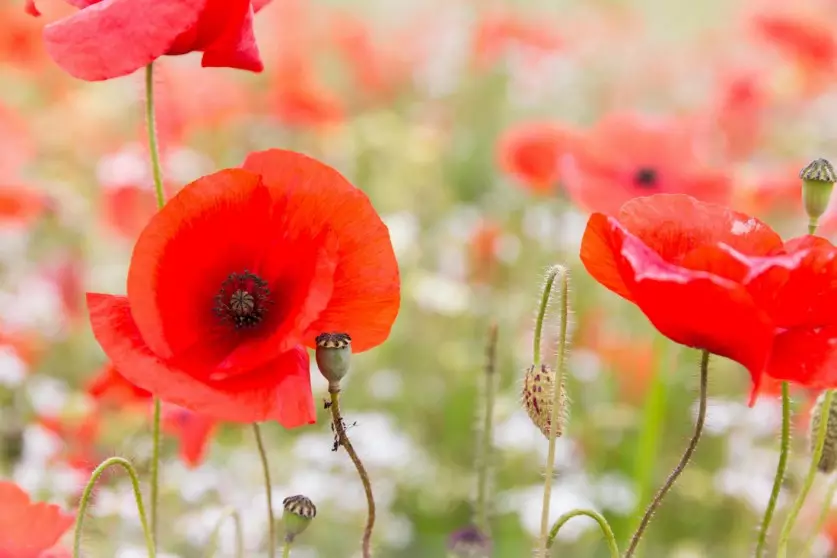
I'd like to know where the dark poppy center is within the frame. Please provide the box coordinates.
[213,270,273,329]
[633,167,659,189]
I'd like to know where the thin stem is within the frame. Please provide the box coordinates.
[329,383,376,558]
[546,509,619,558]
[150,397,161,547]
[207,507,244,558]
[475,322,499,533]
[809,221,819,235]
[253,423,276,558]
[536,269,570,558]
[73,457,155,558]
[777,389,836,557]
[802,473,837,556]
[754,381,791,557]
[533,266,561,366]
[623,349,710,558]
[282,541,292,558]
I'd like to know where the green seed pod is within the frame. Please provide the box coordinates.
[810,392,837,474]
[522,364,567,439]
[282,494,317,542]
[800,158,836,224]
[315,333,352,385]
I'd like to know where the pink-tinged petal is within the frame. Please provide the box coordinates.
[25,0,41,16]
[66,0,103,7]
[252,0,272,12]
[43,0,209,81]
[202,5,264,72]
[87,293,316,426]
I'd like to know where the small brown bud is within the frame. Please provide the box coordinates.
[282,494,317,542]
[522,364,567,439]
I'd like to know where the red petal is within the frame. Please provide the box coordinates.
[162,408,216,468]
[0,482,74,558]
[243,149,400,352]
[765,325,837,389]
[43,0,208,81]
[24,0,41,17]
[201,5,264,72]
[580,212,634,301]
[253,0,272,12]
[87,293,316,425]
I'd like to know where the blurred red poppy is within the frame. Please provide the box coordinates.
[562,113,731,214]
[472,9,563,70]
[497,121,576,194]
[712,69,770,161]
[162,406,217,468]
[39,414,101,475]
[581,194,837,400]
[0,481,73,558]
[30,0,272,81]
[87,149,400,424]
[87,363,151,407]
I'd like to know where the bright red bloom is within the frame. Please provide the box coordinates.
[562,113,731,215]
[162,406,217,468]
[87,362,151,407]
[30,0,272,81]
[581,194,837,400]
[497,122,576,194]
[87,149,400,424]
[0,481,73,558]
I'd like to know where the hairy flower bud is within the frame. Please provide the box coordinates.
[282,494,317,542]
[315,333,352,385]
[447,525,492,558]
[800,158,836,224]
[522,363,567,439]
[810,392,837,473]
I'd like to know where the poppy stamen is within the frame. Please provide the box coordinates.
[214,270,272,329]
[634,167,659,189]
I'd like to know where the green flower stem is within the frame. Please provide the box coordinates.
[546,509,619,558]
[778,389,836,557]
[282,541,292,558]
[623,350,710,558]
[754,381,791,557]
[253,423,277,558]
[475,323,498,533]
[73,457,155,558]
[208,507,244,558]
[803,473,837,555]
[536,268,569,558]
[144,61,166,549]
[532,266,561,366]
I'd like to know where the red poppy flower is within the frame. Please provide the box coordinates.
[87,363,151,407]
[472,9,563,70]
[562,113,731,215]
[497,121,576,194]
[752,11,837,76]
[0,481,74,558]
[30,0,273,81]
[581,194,837,400]
[39,413,101,475]
[87,149,400,425]
[162,406,217,468]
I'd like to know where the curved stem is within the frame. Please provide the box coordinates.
[536,269,569,558]
[546,509,619,558]
[475,323,498,533]
[253,423,276,558]
[207,507,244,558]
[754,381,791,557]
[623,349,710,558]
[73,457,155,558]
[778,389,835,557]
[329,383,376,558]
[533,266,561,366]
[802,473,837,556]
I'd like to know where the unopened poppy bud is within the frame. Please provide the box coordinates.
[810,392,837,473]
[447,525,492,558]
[522,364,567,439]
[800,158,836,224]
[282,495,317,542]
[315,333,352,385]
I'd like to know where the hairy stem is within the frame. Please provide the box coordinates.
[536,269,569,558]
[754,381,791,557]
[329,383,376,557]
[546,509,619,558]
[533,266,561,366]
[475,322,499,533]
[623,349,710,557]
[253,423,276,557]
[73,457,154,558]
[803,473,837,556]
[207,507,244,558]
[778,389,836,557]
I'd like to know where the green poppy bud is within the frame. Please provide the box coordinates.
[800,158,836,228]
[315,333,352,385]
[522,363,567,439]
[810,392,837,474]
[282,494,317,543]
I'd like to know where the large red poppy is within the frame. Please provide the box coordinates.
[581,194,837,399]
[562,113,731,215]
[29,0,272,81]
[87,149,400,425]
[0,481,74,558]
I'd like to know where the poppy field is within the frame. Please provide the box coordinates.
[7,0,837,556]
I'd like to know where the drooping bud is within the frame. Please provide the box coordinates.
[315,333,352,385]
[810,392,837,474]
[447,525,492,558]
[800,158,836,228]
[522,363,567,439]
[282,495,317,542]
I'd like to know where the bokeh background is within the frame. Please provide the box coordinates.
[4,0,837,556]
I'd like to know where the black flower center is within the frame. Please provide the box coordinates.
[633,167,659,189]
[214,270,272,329]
